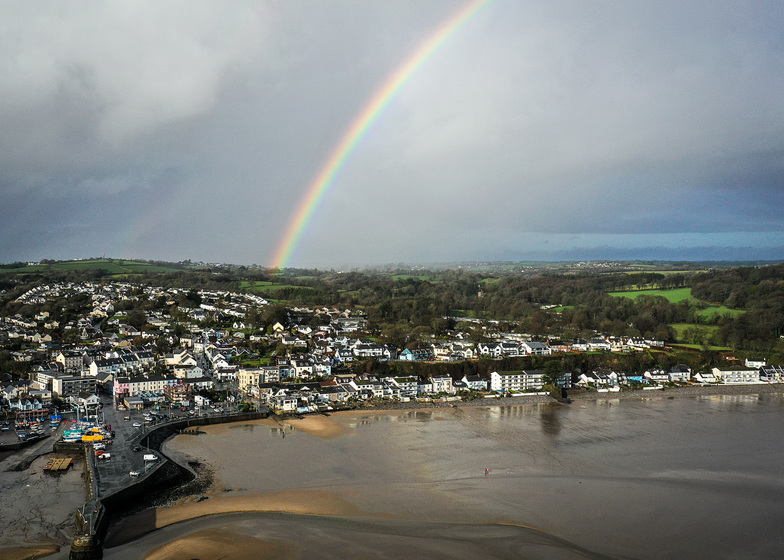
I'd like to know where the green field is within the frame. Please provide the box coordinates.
[671,343,733,351]
[239,280,273,289]
[391,274,437,282]
[622,268,706,275]
[670,323,719,339]
[240,280,314,295]
[611,288,745,321]
[695,306,745,319]
[608,287,694,303]
[0,259,181,275]
[451,309,476,318]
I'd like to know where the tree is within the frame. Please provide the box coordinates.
[126,309,147,331]
[542,360,565,399]
[542,360,563,386]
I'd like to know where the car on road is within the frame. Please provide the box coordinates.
[129,470,140,477]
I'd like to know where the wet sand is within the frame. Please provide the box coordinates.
[0,545,60,560]
[0,453,84,560]
[110,512,620,560]
[106,488,362,546]
[100,392,784,559]
[142,524,295,560]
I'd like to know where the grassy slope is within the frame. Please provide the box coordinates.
[608,287,693,303]
[0,259,181,275]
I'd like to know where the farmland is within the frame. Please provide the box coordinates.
[608,287,694,303]
[0,259,182,276]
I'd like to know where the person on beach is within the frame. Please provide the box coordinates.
[485,468,489,477]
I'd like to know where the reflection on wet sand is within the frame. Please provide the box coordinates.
[106,395,784,560]
[105,488,362,547]
[121,514,618,560]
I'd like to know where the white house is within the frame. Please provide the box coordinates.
[712,366,760,384]
[522,342,551,356]
[668,364,691,383]
[429,375,455,394]
[461,375,487,391]
[518,370,546,390]
[489,371,524,393]
[745,358,767,368]
[693,371,718,383]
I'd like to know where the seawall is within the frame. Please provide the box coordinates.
[68,410,269,560]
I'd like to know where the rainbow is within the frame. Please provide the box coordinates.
[270,0,491,269]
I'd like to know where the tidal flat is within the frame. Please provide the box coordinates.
[105,394,784,559]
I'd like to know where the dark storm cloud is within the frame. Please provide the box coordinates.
[0,0,782,266]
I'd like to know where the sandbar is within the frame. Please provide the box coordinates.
[106,488,362,547]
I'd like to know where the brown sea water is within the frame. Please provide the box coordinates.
[105,394,784,559]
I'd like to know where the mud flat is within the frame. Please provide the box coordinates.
[105,393,784,559]
[0,452,85,560]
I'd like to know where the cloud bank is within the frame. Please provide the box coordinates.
[1,0,782,266]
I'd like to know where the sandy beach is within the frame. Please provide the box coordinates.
[106,487,363,547]
[142,524,295,560]
[101,387,784,559]
[105,416,361,547]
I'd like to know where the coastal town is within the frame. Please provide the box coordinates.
[2,279,783,426]
[0,269,783,559]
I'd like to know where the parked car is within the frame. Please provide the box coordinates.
[132,422,142,428]
[129,470,140,477]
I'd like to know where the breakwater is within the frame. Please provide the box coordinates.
[68,410,269,560]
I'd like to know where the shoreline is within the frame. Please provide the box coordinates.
[112,383,784,524]
[75,383,784,559]
[341,382,784,413]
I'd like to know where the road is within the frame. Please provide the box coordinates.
[91,395,238,498]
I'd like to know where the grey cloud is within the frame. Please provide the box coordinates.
[1,1,783,266]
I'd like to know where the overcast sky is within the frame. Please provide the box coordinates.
[2,0,783,268]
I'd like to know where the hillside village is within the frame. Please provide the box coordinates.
[2,278,783,419]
